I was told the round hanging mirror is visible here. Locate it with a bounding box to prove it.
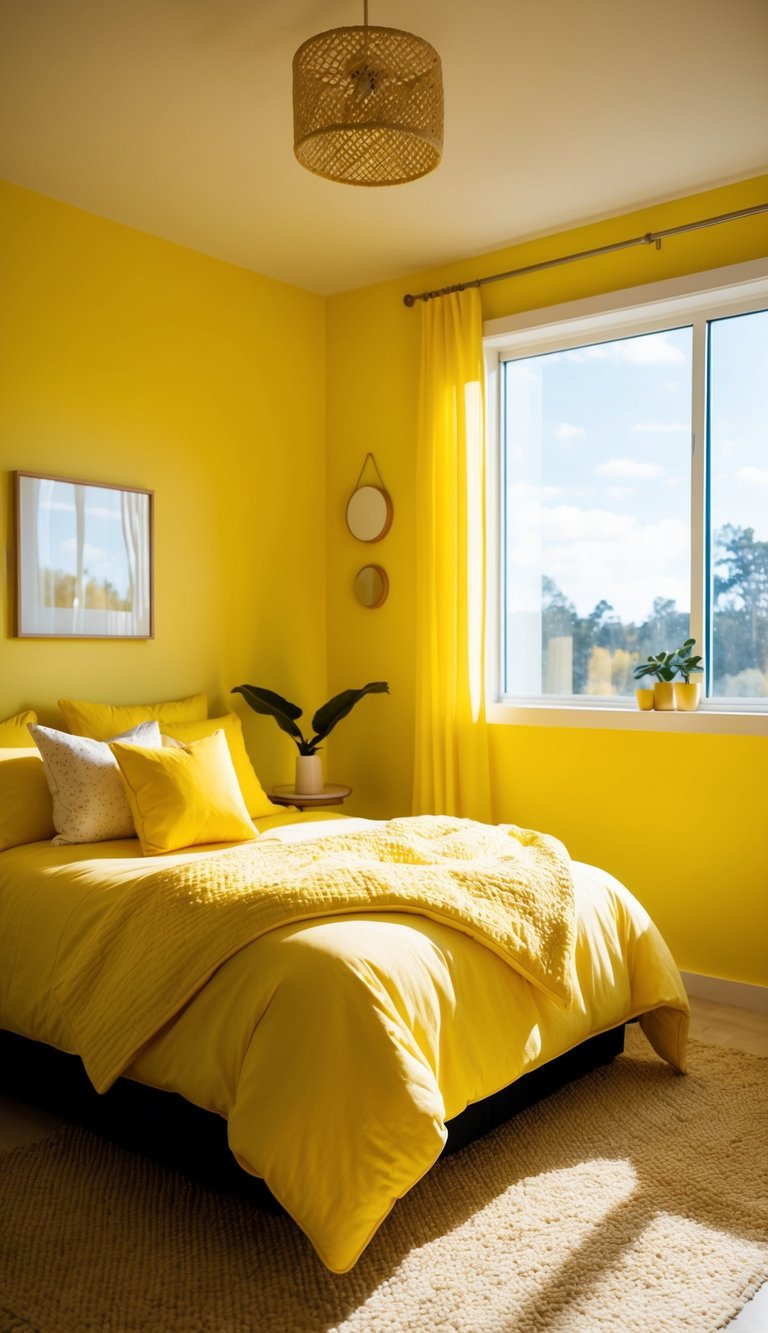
[354,564,389,609]
[346,484,393,543]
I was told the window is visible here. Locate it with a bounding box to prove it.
[709,309,768,698]
[485,261,768,718]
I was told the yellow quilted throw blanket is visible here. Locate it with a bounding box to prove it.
[54,816,577,1092]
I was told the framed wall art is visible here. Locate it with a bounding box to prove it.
[15,471,154,639]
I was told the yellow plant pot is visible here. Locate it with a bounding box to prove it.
[635,688,655,711]
[653,681,677,711]
[674,681,701,711]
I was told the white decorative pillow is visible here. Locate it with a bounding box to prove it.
[29,721,162,844]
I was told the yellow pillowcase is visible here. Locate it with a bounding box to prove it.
[0,710,39,747]
[58,694,208,741]
[110,730,257,856]
[0,749,55,850]
[160,714,274,818]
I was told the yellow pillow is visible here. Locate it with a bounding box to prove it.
[0,710,39,747]
[160,714,274,818]
[59,694,208,741]
[110,730,257,856]
[0,749,55,850]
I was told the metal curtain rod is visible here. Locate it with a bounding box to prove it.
[402,201,768,307]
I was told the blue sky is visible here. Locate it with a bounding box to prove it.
[37,479,132,601]
[710,308,768,559]
[504,309,768,624]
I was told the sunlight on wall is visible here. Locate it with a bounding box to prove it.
[326,174,768,986]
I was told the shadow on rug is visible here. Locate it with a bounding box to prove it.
[1,1027,766,1332]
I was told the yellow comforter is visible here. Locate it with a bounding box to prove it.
[54,816,577,1092]
[0,814,689,1272]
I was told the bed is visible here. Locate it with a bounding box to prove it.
[0,700,689,1271]
[0,808,689,1273]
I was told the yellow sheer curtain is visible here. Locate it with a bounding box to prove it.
[412,288,493,821]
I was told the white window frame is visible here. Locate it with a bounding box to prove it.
[484,258,768,735]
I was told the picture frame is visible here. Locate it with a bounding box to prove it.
[15,471,154,639]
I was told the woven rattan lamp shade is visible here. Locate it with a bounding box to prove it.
[293,23,443,186]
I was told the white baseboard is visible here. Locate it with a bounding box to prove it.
[681,971,768,1015]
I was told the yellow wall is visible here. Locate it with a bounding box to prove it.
[2,174,766,987]
[0,181,327,786]
[326,175,768,986]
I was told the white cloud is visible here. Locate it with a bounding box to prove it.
[605,486,636,499]
[41,500,121,520]
[509,483,594,505]
[734,466,768,485]
[556,422,585,441]
[508,503,689,621]
[59,539,107,562]
[508,483,568,503]
[540,506,630,543]
[596,459,663,479]
[631,422,688,434]
[582,335,686,365]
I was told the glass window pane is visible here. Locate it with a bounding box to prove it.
[502,327,693,699]
[709,308,768,699]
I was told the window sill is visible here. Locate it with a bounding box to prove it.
[487,702,768,736]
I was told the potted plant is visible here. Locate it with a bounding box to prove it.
[673,638,703,711]
[632,638,704,712]
[634,683,656,711]
[632,650,678,710]
[232,681,389,794]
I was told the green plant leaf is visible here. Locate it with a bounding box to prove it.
[310,682,389,746]
[231,684,306,747]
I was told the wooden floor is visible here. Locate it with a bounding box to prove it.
[687,994,768,1057]
[1,996,766,1329]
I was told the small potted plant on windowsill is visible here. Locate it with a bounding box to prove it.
[634,683,656,711]
[232,681,389,794]
[633,650,679,710]
[633,638,704,712]
[673,639,703,711]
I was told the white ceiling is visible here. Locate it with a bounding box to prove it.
[1,0,767,296]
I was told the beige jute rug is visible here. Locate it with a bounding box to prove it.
[0,1026,766,1333]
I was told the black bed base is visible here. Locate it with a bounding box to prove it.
[0,1024,625,1202]
[444,1023,624,1152]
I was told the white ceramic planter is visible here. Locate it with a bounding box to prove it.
[295,754,324,795]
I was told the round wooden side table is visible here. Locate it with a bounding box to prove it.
[269,784,352,812]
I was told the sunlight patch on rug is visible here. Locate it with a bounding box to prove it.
[0,1028,766,1332]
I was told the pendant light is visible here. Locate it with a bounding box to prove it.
[292,1,444,186]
